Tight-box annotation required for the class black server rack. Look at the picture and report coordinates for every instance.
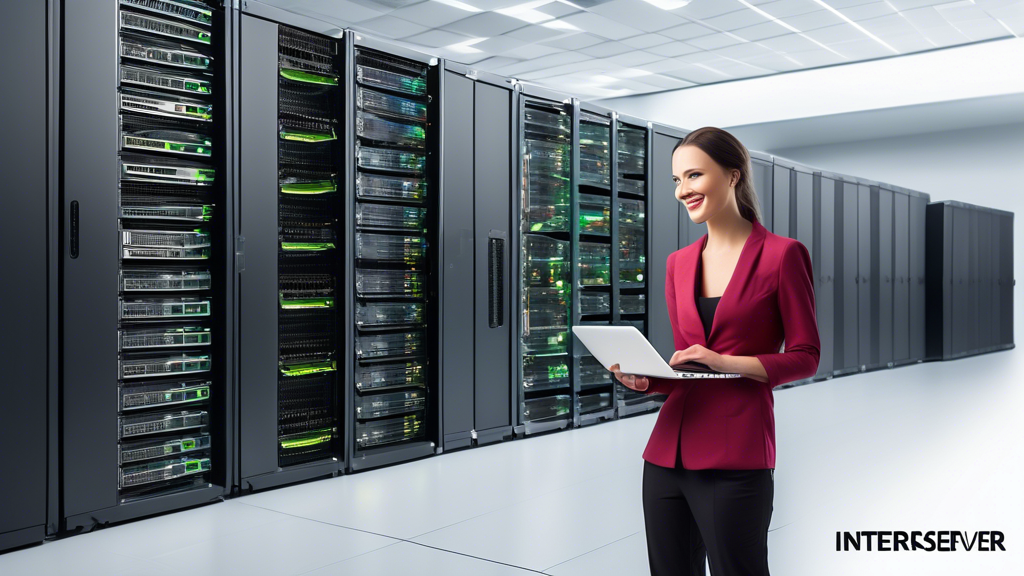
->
[0,0,49,553]
[574,102,617,427]
[237,15,345,491]
[868,182,895,372]
[855,177,873,371]
[888,183,930,367]
[62,0,232,530]
[749,151,775,233]
[926,201,1014,360]
[827,171,862,377]
[771,157,816,388]
[814,171,837,380]
[614,113,657,418]
[515,85,575,436]
[439,62,515,451]
[345,32,441,471]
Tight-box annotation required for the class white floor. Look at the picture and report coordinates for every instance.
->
[3,349,1023,575]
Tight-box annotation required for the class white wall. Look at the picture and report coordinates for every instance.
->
[766,121,1024,216]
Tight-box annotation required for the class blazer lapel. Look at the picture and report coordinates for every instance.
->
[681,219,767,348]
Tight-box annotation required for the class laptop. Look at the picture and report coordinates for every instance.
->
[571,325,742,379]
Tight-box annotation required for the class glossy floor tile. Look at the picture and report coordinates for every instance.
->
[2,347,1021,575]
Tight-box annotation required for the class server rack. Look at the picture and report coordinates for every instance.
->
[439,62,515,451]
[813,171,837,381]
[515,85,576,436]
[886,183,930,367]
[771,157,817,388]
[0,0,49,552]
[237,13,345,491]
[345,31,441,471]
[827,171,863,377]
[62,0,232,530]
[574,102,617,427]
[749,151,775,233]
[925,201,1014,360]
[613,113,657,417]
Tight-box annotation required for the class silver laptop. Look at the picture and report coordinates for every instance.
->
[572,325,742,379]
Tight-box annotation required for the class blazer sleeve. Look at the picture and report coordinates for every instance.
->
[754,240,821,389]
[644,250,679,395]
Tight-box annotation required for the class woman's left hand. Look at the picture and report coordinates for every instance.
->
[669,345,727,372]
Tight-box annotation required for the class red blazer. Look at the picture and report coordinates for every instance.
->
[642,218,820,470]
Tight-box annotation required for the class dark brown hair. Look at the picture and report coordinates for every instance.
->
[672,127,763,224]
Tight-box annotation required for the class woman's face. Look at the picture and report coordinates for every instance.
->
[672,144,739,223]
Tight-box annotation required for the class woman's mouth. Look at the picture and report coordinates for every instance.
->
[685,194,704,210]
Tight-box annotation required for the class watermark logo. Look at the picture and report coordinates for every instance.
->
[836,531,1005,552]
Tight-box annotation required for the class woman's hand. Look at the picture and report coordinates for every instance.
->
[669,345,726,372]
[609,363,650,392]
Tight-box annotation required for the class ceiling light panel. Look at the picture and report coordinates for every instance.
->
[589,0,689,32]
[559,10,645,38]
[442,11,527,35]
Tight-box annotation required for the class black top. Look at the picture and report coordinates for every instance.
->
[697,296,720,341]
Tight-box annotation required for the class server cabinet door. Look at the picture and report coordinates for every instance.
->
[878,188,893,366]
[951,206,970,357]
[795,172,813,255]
[441,72,475,447]
[991,214,1003,348]
[857,185,872,368]
[651,133,680,358]
[773,165,791,238]
[969,209,980,354]
[999,213,1014,346]
[473,81,512,436]
[978,211,991,350]
[62,0,120,518]
[752,157,773,231]
[841,183,860,372]
[893,193,910,361]
[239,15,281,482]
[910,197,928,360]
[815,177,836,379]
[0,0,47,548]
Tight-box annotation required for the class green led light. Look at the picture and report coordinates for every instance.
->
[280,68,339,86]
[280,129,337,143]
[182,440,195,450]
[280,360,337,377]
[281,242,336,252]
[280,181,337,195]
[280,429,335,449]
[280,296,335,309]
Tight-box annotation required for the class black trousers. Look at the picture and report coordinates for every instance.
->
[642,460,774,576]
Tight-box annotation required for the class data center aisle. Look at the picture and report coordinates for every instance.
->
[3,348,1021,575]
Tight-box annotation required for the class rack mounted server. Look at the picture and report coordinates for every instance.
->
[61,0,230,531]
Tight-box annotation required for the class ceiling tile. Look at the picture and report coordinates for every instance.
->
[900,6,949,29]
[732,20,790,41]
[403,28,474,48]
[442,11,527,36]
[686,31,745,49]
[712,41,773,59]
[497,41,564,59]
[882,31,939,52]
[828,36,894,58]
[755,0,827,19]
[663,62,734,84]
[804,22,865,43]
[503,23,571,42]
[755,32,820,52]
[388,2,478,27]
[356,0,421,9]
[539,32,607,50]
[951,16,1015,41]
[579,40,635,57]
[826,0,886,7]
[634,58,688,73]
[856,13,918,36]
[917,22,973,46]
[356,14,430,37]
[672,2,747,20]
[298,0,389,23]
[781,10,845,31]
[473,55,523,70]
[742,52,804,71]
[605,49,665,66]
[887,0,966,9]
[589,0,689,32]
[559,10,644,39]
[467,0,541,9]
[620,33,674,49]
[784,46,849,67]
[634,73,695,90]
[436,48,492,64]
[644,40,703,57]
[471,34,528,53]
[660,22,718,41]
[840,2,898,20]
[536,1,582,18]
[701,7,773,30]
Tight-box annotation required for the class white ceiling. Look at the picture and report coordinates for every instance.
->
[261,0,1024,99]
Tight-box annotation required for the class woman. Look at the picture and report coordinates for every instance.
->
[609,127,820,576]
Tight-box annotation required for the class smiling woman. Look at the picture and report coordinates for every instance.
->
[610,127,820,576]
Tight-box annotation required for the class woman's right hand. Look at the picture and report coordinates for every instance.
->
[609,363,650,392]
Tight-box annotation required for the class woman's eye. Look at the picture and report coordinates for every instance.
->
[688,173,700,179]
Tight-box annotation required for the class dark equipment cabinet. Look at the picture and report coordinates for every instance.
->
[440,63,514,451]
[770,157,815,387]
[0,0,49,552]
[345,31,442,472]
[650,123,686,364]
[869,182,894,371]
[237,15,345,491]
[926,201,1014,360]
[828,172,862,376]
[750,151,775,233]
[814,172,837,380]
[891,184,929,367]
[62,0,232,530]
